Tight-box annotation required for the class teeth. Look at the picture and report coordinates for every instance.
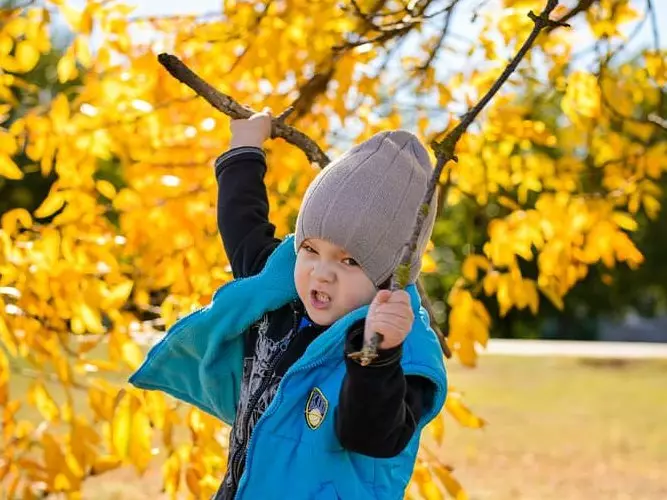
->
[315,292,330,303]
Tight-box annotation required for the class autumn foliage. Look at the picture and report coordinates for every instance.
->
[0,0,665,498]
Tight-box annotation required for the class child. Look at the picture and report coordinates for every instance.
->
[129,110,448,499]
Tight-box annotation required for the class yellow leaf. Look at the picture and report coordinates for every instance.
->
[34,191,66,218]
[0,348,8,406]
[49,93,70,129]
[54,355,73,386]
[421,252,437,273]
[0,154,23,180]
[121,339,143,371]
[472,299,491,327]
[129,406,153,473]
[462,255,489,282]
[642,195,660,220]
[91,455,122,475]
[611,212,638,231]
[16,40,40,72]
[76,301,105,334]
[427,413,445,444]
[111,392,132,458]
[455,338,477,367]
[163,453,181,496]
[96,180,117,200]
[496,274,513,317]
[482,270,499,295]
[539,284,564,310]
[185,466,203,497]
[497,195,521,211]
[59,3,82,31]
[57,50,78,83]
[28,382,60,422]
[54,472,71,491]
[64,451,85,479]
[143,391,167,429]
[103,280,134,309]
[87,380,116,421]
[432,465,468,500]
[445,395,485,428]
[562,72,600,123]
[413,463,444,500]
[1,208,32,235]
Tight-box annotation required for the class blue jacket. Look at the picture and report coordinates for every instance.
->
[130,235,447,499]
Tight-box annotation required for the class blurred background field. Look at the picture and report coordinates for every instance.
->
[55,354,665,500]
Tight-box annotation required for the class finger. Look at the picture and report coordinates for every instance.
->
[369,290,391,316]
[373,307,413,322]
[376,300,414,315]
[371,320,407,339]
[387,290,411,304]
[372,315,413,332]
[374,290,392,304]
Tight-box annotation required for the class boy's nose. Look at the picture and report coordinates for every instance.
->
[311,262,335,283]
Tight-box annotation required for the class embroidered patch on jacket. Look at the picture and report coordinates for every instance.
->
[305,387,328,430]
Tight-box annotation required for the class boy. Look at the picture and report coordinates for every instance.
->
[129,110,447,499]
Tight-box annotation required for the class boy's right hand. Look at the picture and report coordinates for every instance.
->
[230,107,272,149]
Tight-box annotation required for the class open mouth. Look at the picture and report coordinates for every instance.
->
[310,290,331,309]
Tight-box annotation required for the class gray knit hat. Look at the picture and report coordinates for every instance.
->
[295,130,437,287]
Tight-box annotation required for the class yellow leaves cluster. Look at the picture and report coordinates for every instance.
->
[0,7,50,77]
[644,50,666,86]
[448,285,492,366]
[586,0,639,39]
[562,72,601,125]
[0,6,52,180]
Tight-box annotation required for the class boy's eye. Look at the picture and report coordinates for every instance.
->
[302,244,317,254]
[343,257,359,266]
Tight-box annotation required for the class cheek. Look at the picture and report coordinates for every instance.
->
[294,257,309,291]
[344,274,376,307]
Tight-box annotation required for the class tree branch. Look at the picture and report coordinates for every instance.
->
[350,0,567,365]
[157,53,331,167]
[417,1,459,72]
[546,0,595,32]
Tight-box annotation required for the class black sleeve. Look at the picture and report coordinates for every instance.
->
[335,321,435,458]
[215,147,281,278]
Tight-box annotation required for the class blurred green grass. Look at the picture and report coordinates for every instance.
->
[7,352,667,499]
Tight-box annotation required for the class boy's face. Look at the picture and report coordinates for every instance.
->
[294,238,376,326]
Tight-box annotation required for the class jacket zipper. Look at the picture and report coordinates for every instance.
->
[233,327,345,499]
[229,303,301,493]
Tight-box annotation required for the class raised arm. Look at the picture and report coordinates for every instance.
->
[216,110,280,278]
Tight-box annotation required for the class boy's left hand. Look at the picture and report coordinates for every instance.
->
[364,290,414,350]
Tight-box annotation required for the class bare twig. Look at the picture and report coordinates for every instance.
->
[546,0,595,32]
[647,0,661,50]
[284,1,389,124]
[648,113,667,131]
[349,0,567,365]
[417,1,459,72]
[227,0,275,74]
[157,53,331,167]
